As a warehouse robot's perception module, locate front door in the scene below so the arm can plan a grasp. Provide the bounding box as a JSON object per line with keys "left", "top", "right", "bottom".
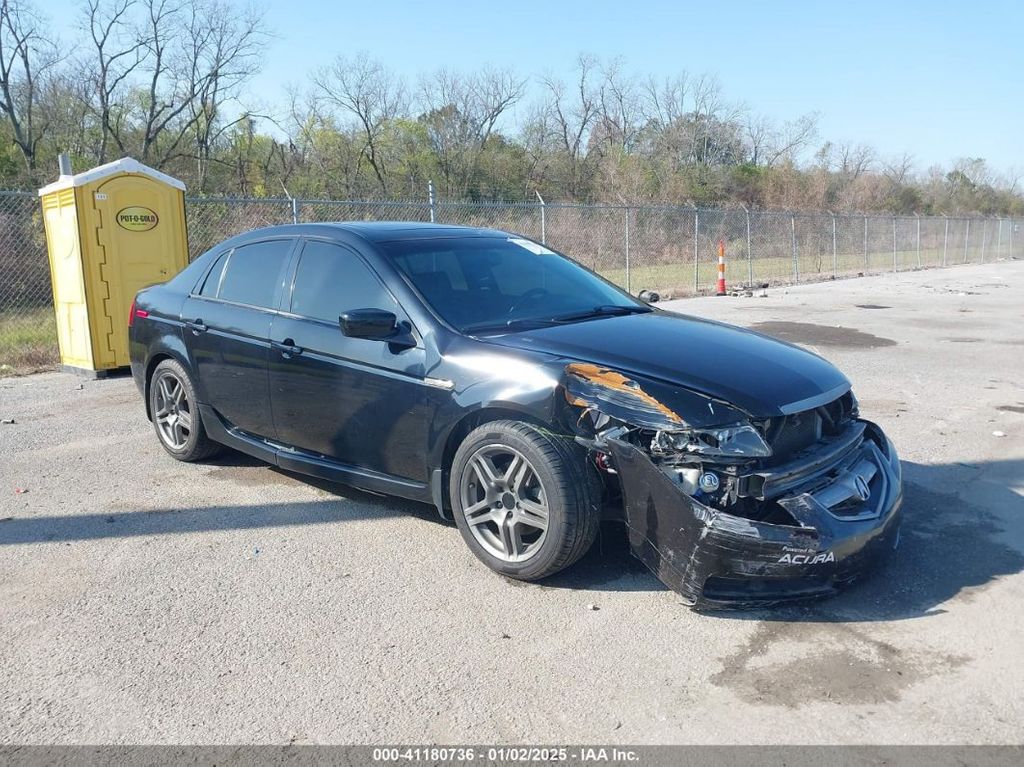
{"left": 268, "top": 239, "right": 430, "bottom": 482}
{"left": 182, "top": 237, "right": 296, "bottom": 439}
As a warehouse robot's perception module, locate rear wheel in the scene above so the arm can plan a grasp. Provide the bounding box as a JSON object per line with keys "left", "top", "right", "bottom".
{"left": 149, "top": 359, "right": 221, "bottom": 462}
{"left": 450, "top": 420, "right": 600, "bottom": 581}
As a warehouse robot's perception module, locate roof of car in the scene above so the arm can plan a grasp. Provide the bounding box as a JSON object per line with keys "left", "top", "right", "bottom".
{"left": 239, "top": 221, "right": 512, "bottom": 243}
{"left": 329, "top": 222, "right": 509, "bottom": 241}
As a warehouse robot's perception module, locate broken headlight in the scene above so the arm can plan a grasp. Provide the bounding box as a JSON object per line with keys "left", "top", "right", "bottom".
{"left": 653, "top": 423, "right": 772, "bottom": 458}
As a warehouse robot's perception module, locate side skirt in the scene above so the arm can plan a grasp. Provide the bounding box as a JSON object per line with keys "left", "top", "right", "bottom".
{"left": 198, "top": 404, "right": 435, "bottom": 507}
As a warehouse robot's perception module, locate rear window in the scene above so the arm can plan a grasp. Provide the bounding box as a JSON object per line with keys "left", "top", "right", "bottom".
{"left": 216, "top": 240, "right": 293, "bottom": 308}
{"left": 198, "top": 251, "right": 229, "bottom": 297}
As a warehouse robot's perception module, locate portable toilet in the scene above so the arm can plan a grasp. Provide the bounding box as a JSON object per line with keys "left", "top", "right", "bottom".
{"left": 38, "top": 157, "right": 189, "bottom": 376}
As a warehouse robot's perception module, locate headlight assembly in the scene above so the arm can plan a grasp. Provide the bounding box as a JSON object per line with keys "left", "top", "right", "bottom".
{"left": 653, "top": 423, "right": 772, "bottom": 458}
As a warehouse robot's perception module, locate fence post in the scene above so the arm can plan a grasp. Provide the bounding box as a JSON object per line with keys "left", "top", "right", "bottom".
{"left": 535, "top": 190, "right": 546, "bottom": 244}
{"left": 915, "top": 214, "right": 921, "bottom": 268}
{"left": 790, "top": 214, "right": 799, "bottom": 281}
{"left": 981, "top": 219, "right": 988, "bottom": 263}
{"left": 863, "top": 215, "right": 868, "bottom": 271}
{"left": 892, "top": 216, "right": 898, "bottom": 273}
{"left": 831, "top": 213, "right": 837, "bottom": 277}
{"left": 624, "top": 206, "right": 631, "bottom": 294}
{"left": 964, "top": 219, "right": 970, "bottom": 263}
{"left": 428, "top": 180, "right": 436, "bottom": 223}
{"left": 942, "top": 215, "right": 949, "bottom": 266}
{"left": 291, "top": 197, "right": 299, "bottom": 225}
{"left": 996, "top": 218, "right": 1003, "bottom": 259}
{"left": 693, "top": 209, "right": 699, "bottom": 293}
{"left": 745, "top": 207, "right": 753, "bottom": 286}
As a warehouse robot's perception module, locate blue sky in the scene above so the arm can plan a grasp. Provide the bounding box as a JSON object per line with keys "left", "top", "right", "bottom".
{"left": 38, "top": 0, "right": 1022, "bottom": 173}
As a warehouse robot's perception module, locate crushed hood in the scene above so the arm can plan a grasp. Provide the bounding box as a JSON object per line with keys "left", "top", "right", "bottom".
{"left": 482, "top": 311, "right": 850, "bottom": 418}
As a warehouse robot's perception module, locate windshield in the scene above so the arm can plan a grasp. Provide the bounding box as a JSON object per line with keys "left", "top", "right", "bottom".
{"left": 380, "top": 236, "right": 649, "bottom": 333}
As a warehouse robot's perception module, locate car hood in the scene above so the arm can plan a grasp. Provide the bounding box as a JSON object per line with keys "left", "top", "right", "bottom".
{"left": 480, "top": 311, "right": 850, "bottom": 418}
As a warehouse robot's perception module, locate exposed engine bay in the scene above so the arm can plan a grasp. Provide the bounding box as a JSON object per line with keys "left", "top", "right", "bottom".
{"left": 561, "top": 362, "right": 903, "bottom": 607}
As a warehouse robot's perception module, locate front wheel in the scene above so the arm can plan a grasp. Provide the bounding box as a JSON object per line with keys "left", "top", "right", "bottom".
{"left": 148, "top": 358, "right": 221, "bottom": 462}
{"left": 450, "top": 420, "right": 600, "bottom": 581}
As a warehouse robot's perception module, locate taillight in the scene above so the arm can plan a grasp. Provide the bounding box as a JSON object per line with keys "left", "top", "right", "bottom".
{"left": 128, "top": 299, "right": 148, "bottom": 327}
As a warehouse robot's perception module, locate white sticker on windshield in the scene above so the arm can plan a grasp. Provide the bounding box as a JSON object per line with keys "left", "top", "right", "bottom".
{"left": 508, "top": 237, "right": 556, "bottom": 255}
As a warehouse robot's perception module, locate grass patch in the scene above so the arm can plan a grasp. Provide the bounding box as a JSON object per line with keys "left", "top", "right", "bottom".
{"left": 0, "top": 307, "right": 58, "bottom": 375}
{"left": 598, "top": 248, "right": 965, "bottom": 294}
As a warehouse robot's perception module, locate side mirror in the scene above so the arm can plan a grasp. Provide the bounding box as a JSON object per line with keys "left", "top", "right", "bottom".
{"left": 339, "top": 308, "right": 398, "bottom": 341}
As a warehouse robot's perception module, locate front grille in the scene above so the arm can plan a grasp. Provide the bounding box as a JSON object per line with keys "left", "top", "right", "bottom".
{"left": 761, "top": 390, "right": 857, "bottom": 463}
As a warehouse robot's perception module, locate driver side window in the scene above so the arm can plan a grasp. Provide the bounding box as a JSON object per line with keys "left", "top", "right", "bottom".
{"left": 289, "top": 240, "right": 399, "bottom": 323}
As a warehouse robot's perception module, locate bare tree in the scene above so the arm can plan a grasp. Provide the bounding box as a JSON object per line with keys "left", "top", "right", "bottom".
{"left": 838, "top": 142, "right": 875, "bottom": 180}
{"left": 743, "top": 113, "right": 772, "bottom": 166}
{"left": 137, "top": 0, "right": 265, "bottom": 168}
{"left": 950, "top": 157, "right": 992, "bottom": 188}
{"left": 595, "top": 57, "right": 642, "bottom": 151}
{"left": 184, "top": 0, "right": 267, "bottom": 188}
{"left": 1000, "top": 166, "right": 1022, "bottom": 198}
{"left": 0, "top": 0, "right": 60, "bottom": 172}
{"left": 749, "top": 113, "right": 818, "bottom": 167}
{"left": 883, "top": 152, "right": 915, "bottom": 185}
{"left": 643, "top": 72, "right": 743, "bottom": 173}
{"left": 690, "top": 74, "right": 744, "bottom": 166}
{"left": 534, "top": 55, "right": 601, "bottom": 199}
{"left": 313, "top": 52, "right": 407, "bottom": 195}
{"left": 418, "top": 66, "right": 524, "bottom": 197}
{"left": 81, "top": 0, "right": 145, "bottom": 163}
{"left": 37, "top": 71, "right": 94, "bottom": 161}
{"left": 640, "top": 72, "right": 691, "bottom": 190}
{"left": 643, "top": 72, "right": 689, "bottom": 126}
{"left": 79, "top": 0, "right": 267, "bottom": 171}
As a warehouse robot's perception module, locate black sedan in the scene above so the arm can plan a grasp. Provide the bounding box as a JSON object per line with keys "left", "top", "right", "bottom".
{"left": 129, "top": 223, "right": 902, "bottom": 606}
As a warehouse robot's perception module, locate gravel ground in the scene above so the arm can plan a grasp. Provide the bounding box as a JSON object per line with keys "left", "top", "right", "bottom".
{"left": 1, "top": 261, "right": 1023, "bottom": 745}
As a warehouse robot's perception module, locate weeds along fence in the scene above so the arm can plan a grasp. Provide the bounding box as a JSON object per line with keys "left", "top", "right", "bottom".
{"left": 1, "top": 188, "right": 1021, "bottom": 371}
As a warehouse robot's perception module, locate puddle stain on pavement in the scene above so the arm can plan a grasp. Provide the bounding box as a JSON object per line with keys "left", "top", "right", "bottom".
{"left": 710, "top": 479, "right": 1024, "bottom": 707}
{"left": 711, "top": 621, "right": 968, "bottom": 707}
{"left": 749, "top": 321, "right": 897, "bottom": 349}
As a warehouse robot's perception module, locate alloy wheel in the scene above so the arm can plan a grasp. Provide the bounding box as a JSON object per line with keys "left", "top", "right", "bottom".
{"left": 153, "top": 371, "right": 193, "bottom": 451}
{"left": 459, "top": 444, "right": 550, "bottom": 563}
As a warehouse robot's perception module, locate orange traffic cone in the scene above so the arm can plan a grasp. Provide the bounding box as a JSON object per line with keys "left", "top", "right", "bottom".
{"left": 716, "top": 239, "right": 727, "bottom": 296}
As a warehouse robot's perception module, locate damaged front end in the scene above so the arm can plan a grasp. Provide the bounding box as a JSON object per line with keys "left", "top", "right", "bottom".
{"left": 562, "top": 363, "right": 903, "bottom": 608}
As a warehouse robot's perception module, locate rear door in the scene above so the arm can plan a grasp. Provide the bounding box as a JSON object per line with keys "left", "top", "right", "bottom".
{"left": 181, "top": 237, "right": 297, "bottom": 439}
{"left": 268, "top": 238, "right": 430, "bottom": 482}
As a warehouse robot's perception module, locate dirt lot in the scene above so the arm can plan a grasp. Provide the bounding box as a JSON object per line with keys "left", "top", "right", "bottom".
{"left": 2, "top": 261, "right": 1023, "bottom": 745}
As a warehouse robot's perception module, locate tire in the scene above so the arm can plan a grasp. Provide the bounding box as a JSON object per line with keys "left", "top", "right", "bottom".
{"left": 450, "top": 419, "right": 601, "bottom": 581}
{"left": 148, "top": 358, "right": 221, "bottom": 462}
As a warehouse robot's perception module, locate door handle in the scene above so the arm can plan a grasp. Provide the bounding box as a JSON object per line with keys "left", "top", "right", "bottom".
{"left": 185, "top": 319, "right": 207, "bottom": 335}
{"left": 272, "top": 338, "right": 303, "bottom": 357}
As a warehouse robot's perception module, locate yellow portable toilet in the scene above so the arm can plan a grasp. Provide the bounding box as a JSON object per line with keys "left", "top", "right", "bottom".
{"left": 38, "top": 157, "right": 189, "bottom": 376}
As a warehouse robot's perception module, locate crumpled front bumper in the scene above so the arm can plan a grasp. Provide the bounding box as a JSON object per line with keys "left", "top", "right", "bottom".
{"left": 606, "top": 420, "right": 902, "bottom": 608}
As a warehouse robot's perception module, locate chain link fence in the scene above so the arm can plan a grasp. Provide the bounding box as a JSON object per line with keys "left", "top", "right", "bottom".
{"left": 1, "top": 187, "right": 1021, "bottom": 373}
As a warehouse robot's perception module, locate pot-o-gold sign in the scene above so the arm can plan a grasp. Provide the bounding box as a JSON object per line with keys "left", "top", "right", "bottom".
{"left": 116, "top": 206, "right": 159, "bottom": 231}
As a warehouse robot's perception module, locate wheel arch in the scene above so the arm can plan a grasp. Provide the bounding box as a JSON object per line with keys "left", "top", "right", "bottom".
{"left": 433, "top": 405, "right": 554, "bottom": 520}
{"left": 142, "top": 349, "right": 191, "bottom": 421}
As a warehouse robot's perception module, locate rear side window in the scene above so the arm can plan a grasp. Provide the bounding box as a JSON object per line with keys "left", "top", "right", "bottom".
{"left": 198, "top": 250, "right": 229, "bottom": 297}
{"left": 290, "top": 240, "right": 398, "bottom": 323}
{"left": 217, "top": 240, "right": 293, "bottom": 308}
